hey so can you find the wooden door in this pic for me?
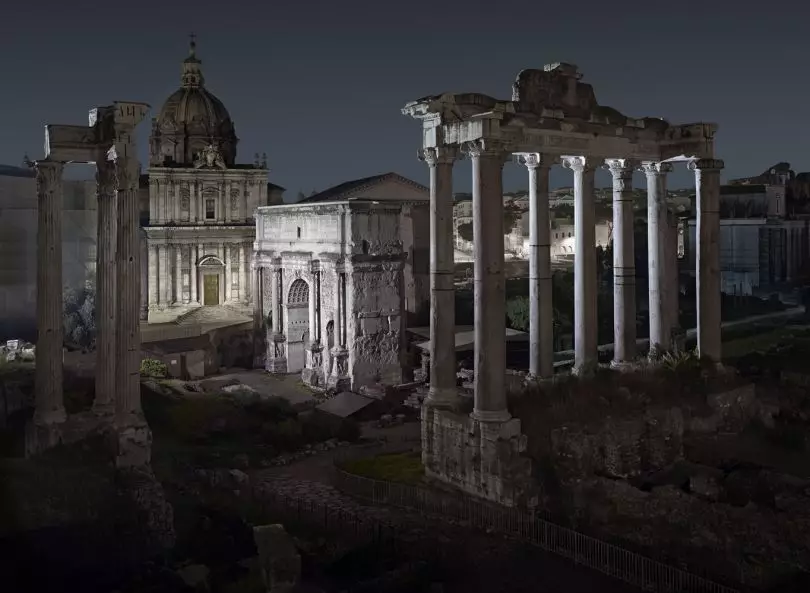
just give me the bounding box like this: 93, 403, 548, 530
203, 274, 219, 306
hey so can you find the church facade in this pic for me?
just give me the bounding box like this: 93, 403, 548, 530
143, 39, 283, 324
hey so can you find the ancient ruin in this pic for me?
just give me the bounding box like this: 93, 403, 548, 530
253, 173, 430, 391
403, 62, 723, 501
27, 101, 151, 464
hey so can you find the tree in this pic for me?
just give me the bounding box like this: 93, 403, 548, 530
457, 222, 474, 242
62, 286, 96, 349
505, 296, 530, 331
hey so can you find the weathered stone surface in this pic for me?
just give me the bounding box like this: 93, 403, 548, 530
114, 465, 176, 560
253, 524, 301, 592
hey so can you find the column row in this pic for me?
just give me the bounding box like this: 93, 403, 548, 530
149, 180, 252, 225
419, 144, 724, 425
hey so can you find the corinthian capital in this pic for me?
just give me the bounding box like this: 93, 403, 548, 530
95, 156, 117, 197
640, 161, 673, 177
34, 160, 64, 194
687, 158, 724, 172
417, 146, 458, 166
560, 155, 591, 172
514, 152, 549, 170
462, 139, 510, 162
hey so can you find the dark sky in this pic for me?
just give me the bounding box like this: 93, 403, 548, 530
0, 0, 806, 197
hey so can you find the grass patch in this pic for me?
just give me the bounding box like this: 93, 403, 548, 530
342, 452, 424, 485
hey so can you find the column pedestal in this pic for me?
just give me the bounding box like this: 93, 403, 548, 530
266, 332, 288, 374
301, 342, 325, 389
327, 346, 350, 392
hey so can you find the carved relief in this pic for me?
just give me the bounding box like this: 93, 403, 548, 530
180, 186, 191, 209
35, 161, 64, 195
274, 340, 284, 358
193, 144, 227, 169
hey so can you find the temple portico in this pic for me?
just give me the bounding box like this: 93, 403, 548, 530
404, 63, 723, 475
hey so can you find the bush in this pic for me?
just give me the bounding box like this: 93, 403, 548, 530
63, 286, 95, 349
506, 296, 530, 331
140, 358, 168, 378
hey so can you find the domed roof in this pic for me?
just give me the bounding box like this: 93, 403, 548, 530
149, 37, 238, 167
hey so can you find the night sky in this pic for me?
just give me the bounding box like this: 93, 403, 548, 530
0, 0, 806, 197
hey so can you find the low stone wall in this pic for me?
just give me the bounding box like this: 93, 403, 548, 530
421, 406, 535, 508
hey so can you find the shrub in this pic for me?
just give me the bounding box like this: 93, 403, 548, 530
140, 358, 168, 378
63, 286, 95, 349
506, 296, 530, 331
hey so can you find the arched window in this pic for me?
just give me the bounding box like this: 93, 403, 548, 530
287, 278, 309, 306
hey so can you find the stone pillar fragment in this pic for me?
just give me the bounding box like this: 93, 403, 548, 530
605, 159, 636, 366
562, 156, 597, 375
34, 160, 67, 426
517, 152, 553, 379
418, 146, 458, 407
642, 162, 673, 356
689, 158, 725, 361
93, 157, 117, 415
464, 139, 509, 422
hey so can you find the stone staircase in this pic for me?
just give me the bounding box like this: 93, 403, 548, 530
173, 305, 250, 326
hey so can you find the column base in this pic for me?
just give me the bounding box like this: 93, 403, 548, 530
609, 360, 638, 372
266, 357, 288, 374
572, 361, 597, 378
327, 346, 350, 392
32, 405, 67, 426
266, 333, 288, 374
302, 343, 326, 389
426, 386, 459, 409
471, 408, 512, 424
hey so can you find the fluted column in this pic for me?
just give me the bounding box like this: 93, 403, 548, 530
225, 244, 232, 302
174, 245, 182, 304
148, 244, 158, 308
642, 162, 673, 356
34, 160, 66, 425
689, 158, 724, 361
239, 243, 247, 302
418, 146, 458, 407
464, 139, 509, 422
518, 152, 553, 379
190, 245, 198, 303
666, 211, 680, 343
139, 231, 148, 320
93, 157, 117, 415
113, 133, 146, 428
562, 156, 597, 375
606, 159, 637, 366
158, 244, 167, 305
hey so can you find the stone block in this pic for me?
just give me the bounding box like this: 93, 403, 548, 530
253, 524, 301, 592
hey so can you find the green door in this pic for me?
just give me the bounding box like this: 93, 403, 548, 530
203, 274, 219, 306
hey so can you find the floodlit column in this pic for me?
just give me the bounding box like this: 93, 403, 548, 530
148, 244, 158, 307
225, 244, 232, 302
190, 245, 198, 303
666, 211, 680, 341
158, 245, 168, 305
174, 245, 183, 303
642, 162, 673, 356
139, 231, 148, 320
562, 156, 597, 375
239, 243, 247, 302
34, 160, 67, 425
689, 158, 725, 361
418, 146, 458, 407
518, 153, 553, 379
465, 139, 510, 422
605, 159, 637, 366
252, 262, 263, 328
273, 267, 283, 335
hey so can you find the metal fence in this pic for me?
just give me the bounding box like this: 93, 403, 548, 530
333, 465, 741, 593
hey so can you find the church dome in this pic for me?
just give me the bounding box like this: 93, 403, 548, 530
149, 37, 238, 167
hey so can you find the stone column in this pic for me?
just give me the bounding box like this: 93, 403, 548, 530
33, 160, 66, 426
666, 210, 681, 348
158, 244, 168, 305
148, 244, 158, 308
174, 245, 183, 304
464, 139, 509, 422
418, 146, 458, 407
139, 231, 149, 320
562, 156, 597, 375
328, 267, 349, 391
518, 153, 553, 379
267, 265, 288, 373
642, 162, 673, 356
252, 261, 265, 368
605, 159, 637, 367
190, 245, 198, 303
217, 243, 225, 304
239, 243, 247, 302
92, 157, 117, 415
225, 244, 233, 302
689, 158, 724, 361
190, 182, 198, 224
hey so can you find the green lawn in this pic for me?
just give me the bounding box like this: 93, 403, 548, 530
341, 451, 424, 485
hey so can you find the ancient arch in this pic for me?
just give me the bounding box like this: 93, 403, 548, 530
285, 278, 310, 372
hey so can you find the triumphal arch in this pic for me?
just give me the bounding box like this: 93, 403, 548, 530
403, 63, 722, 504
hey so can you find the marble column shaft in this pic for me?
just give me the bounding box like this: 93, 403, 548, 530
690, 158, 724, 361
642, 162, 673, 354
139, 232, 148, 321
34, 161, 67, 425
419, 146, 457, 406
114, 149, 144, 425
466, 140, 509, 422
520, 153, 553, 379
191, 245, 198, 303
239, 244, 247, 302
174, 245, 183, 303
564, 157, 597, 374
665, 211, 680, 336
93, 158, 117, 415
606, 159, 636, 365
225, 244, 232, 302
158, 245, 168, 305
333, 269, 343, 347
148, 245, 158, 306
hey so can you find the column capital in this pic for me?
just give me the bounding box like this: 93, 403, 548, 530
462, 139, 510, 162
560, 155, 595, 173
418, 146, 459, 166
639, 161, 674, 176
603, 158, 636, 176
95, 157, 117, 197
34, 160, 64, 187
688, 158, 725, 172
514, 152, 551, 170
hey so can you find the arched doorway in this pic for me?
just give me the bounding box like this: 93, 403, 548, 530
285, 278, 310, 372
198, 255, 224, 306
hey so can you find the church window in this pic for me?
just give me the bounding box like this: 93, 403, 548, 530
205, 198, 215, 220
